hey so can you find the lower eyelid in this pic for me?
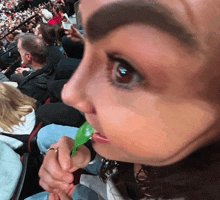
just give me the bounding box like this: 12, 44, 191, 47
106, 54, 147, 90
112, 71, 143, 90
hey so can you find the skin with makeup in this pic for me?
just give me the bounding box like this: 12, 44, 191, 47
38, 0, 220, 199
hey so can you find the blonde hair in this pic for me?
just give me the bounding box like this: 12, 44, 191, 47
0, 83, 36, 133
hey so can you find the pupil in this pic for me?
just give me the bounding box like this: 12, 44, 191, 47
119, 67, 128, 77
116, 65, 134, 84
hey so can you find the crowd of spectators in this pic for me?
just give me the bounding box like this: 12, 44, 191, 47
0, 0, 84, 198
0, 1, 52, 39
0, 0, 78, 39
0, 0, 80, 72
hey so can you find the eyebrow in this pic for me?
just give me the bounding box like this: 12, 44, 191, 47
86, 0, 198, 49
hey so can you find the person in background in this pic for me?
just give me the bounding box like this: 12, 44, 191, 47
40, 9, 53, 24
1, 33, 20, 69
0, 41, 5, 55
15, 33, 53, 105
48, 4, 63, 25
0, 41, 7, 71
36, 23, 65, 67
62, 24, 84, 59
0, 82, 36, 149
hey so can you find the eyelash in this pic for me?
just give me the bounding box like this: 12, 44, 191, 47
106, 54, 145, 90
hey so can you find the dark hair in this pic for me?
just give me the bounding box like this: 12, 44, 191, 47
38, 23, 65, 45
18, 33, 48, 65
19, 25, 28, 33
38, 23, 57, 45
35, 15, 43, 24
53, 4, 62, 17
7, 33, 14, 42
53, 23, 65, 43
100, 142, 220, 200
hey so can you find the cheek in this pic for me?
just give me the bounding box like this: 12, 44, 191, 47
92, 85, 218, 161
97, 103, 172, 159
92, 87, 170, 158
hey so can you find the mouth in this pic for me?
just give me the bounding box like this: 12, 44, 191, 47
85, 114, 110, 144
92, 131, 110, 144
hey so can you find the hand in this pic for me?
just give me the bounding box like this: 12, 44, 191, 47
15, 67, 24, 74
15, 67, 30, 74
39, 136, 91, 194
65, 25, 84, 44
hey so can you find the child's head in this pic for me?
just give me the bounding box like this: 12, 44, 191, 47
0, 83, 36, 133
62, 0, 220, 166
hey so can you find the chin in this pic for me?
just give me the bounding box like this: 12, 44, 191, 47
92, 142, 134, 163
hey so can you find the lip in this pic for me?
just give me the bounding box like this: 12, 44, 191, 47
92, 132, 110, 144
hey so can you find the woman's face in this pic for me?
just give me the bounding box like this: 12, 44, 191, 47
62, 0, 220, 166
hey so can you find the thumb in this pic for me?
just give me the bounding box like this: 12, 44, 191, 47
57, 137, 91, 172
69, 145, 91, 172
57, 137, 75, 171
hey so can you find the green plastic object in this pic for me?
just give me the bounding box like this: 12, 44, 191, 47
71, 122, 94, 158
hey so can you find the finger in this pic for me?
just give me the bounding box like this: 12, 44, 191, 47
65, 30, 70, 35
39, 168, 71, 192
65, 184, 76, 198
66, 35, 74, 39
39, 146, 74, 189
49, 193, 60, 200
39, 148, 72, 183
58, 191, 73, 200
66, 36, 80, 43
69, 145, 91, 172
57, 137, 90, 173
57, 137, 75, 171
48, 193, 55, 200
39, 178, 60, 193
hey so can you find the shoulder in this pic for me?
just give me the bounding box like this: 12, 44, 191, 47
0, 141, 22, 199
0, 141, 22, 172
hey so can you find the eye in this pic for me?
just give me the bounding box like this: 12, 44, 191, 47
107, 54, 145, 90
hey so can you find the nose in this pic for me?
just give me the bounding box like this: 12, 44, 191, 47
61, 59, 96, 114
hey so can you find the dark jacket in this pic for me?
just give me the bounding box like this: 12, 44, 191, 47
18, 63, 54, 105
46, 45, 65, 69
1, 42, 19, 67
0, 72, 9, 82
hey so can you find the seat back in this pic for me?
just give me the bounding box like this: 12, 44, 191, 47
28, 122, 43, 154
11, 153, 44, 200
11, 153, 29, 200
